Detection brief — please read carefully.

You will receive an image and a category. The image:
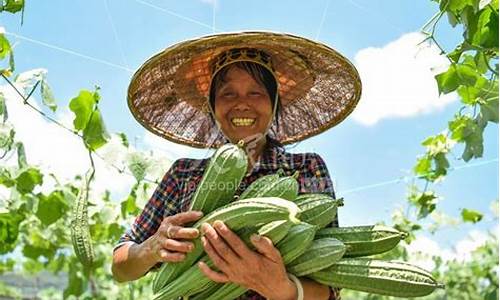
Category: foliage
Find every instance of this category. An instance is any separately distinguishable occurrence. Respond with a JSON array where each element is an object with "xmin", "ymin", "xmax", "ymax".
[
  {"xmin": 386, "ymin": 0, "xmax": 499, "ymax": 299},
  {"xmin": 396, "ymin": 0, "xmax": 498, "ymax": 253}
]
